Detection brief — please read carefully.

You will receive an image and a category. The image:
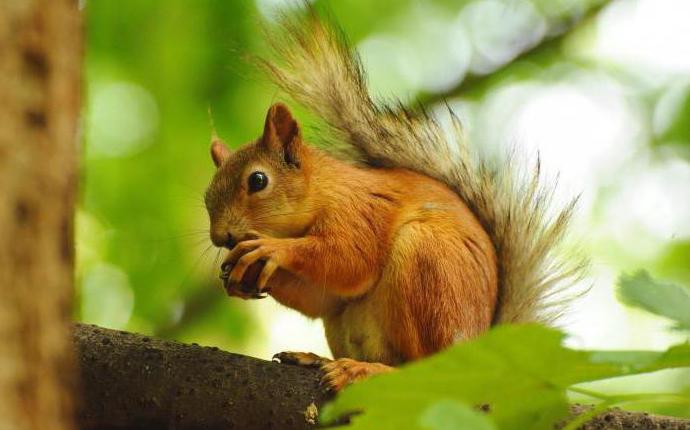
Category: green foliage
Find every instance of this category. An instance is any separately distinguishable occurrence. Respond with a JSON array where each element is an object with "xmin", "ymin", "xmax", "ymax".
[
  {"xmin": 81, "ymin": 0, "xmax": 270, "ymax": 345},
  {"xmin": 618, "ymin": 270, "xmax": 690, "ymax": 330},
  {"xmin": 419, "ymin": 401, "xmax": 496, "ymax": 430},
  {"xmin": 654, "ymin": 241, "xmax": 690, "ymax": 287},
  {"xmin": 655, "ymin": 83, "xmax": 690, "ymax": 148},
  {"xmin": 323, "ymin": 325, "xmax": 690, "ymax": 430}
]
